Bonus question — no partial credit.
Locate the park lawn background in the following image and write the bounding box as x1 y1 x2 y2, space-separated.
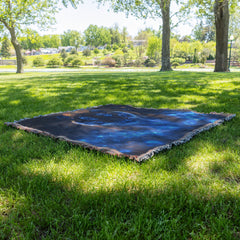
8 51 240 69
0 71 239 239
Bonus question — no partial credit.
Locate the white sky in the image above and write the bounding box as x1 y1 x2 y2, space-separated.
40 1 195 37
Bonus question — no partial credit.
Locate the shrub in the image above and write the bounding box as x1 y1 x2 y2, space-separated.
123 53 130 67
114 49 124 55
47 57 62 68
82 49 91 57
106 45 112 51
122 47 128 53
144 58 156 67
64 56 75 66
173 50 187 59
193 49 199 63
64 56 83 67
129 43 134 50
200 56 207 64
112 44 119 51
170 58 185 65
133 58 143 67
208 54 215 60
103 49 108 55
71 57 83 67
22 56 28 65
33 56 45 67
102 57 116 67
147 36 161 62
171 62 180 68
126 60 134 67
112 55 123 67
60 49 68 60
70 48 78 55
94 58 101 66
94 48 99 54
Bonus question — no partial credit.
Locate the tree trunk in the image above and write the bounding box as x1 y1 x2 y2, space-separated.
160 0 172 71
214 0 229 72
9 27 24 73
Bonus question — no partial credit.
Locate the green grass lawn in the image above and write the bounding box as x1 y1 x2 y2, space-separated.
0 71 239 239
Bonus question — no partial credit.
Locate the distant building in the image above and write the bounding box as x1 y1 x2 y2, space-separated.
39 48 58 54
24 50 41 55
58 46 75 53
78 45 89 52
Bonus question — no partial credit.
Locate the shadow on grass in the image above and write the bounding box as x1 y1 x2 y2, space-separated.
1 130 240 239
0 140 239 239
1 71 239 170
0 71 240 239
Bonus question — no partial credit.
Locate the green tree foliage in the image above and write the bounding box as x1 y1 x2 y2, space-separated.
193 21 215 42
84 25 111 47
82 48 91 57
60 49 68 60
121 27 129 44
70 48 78 55
61 30 83 49
94 48 100 54
170 38 216 61
109 24 121 45
41 34 61 48
20 34 62 50
229 5 240 40
19 29 42 51
134 28 154 43
0 36 11 59
62 0 82 8
146 36 162 62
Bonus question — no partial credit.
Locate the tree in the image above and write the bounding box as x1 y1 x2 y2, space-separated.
214 0 229 71
0 0 60 73
20 29 42 51
229 5 240 40
84 25 111 47
193 21 215 42
109 24 121 45
188 0 239 72
61 30 83 49
134 28 154 45
159 0 172 71
1 36 11 59
96 0 176 71
41 34 61 48
121 27 129 44
0 0 82 73
146 36 162 63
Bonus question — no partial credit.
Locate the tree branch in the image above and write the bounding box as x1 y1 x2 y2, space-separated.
0 18 11 30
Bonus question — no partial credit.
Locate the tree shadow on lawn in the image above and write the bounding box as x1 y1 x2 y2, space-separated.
1 71 232 120
1 71 239 170
1 71 240 239
0 135 240 239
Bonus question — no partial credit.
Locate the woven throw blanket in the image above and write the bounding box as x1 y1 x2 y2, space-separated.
5 104 235 162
